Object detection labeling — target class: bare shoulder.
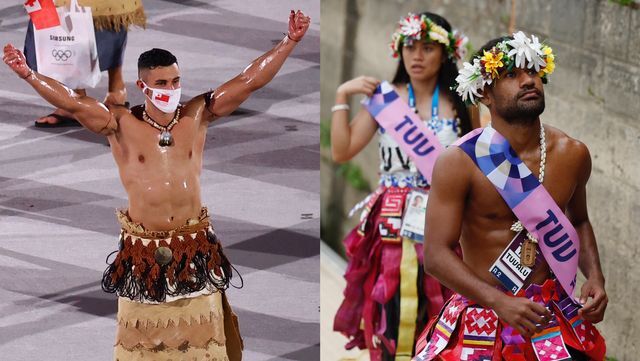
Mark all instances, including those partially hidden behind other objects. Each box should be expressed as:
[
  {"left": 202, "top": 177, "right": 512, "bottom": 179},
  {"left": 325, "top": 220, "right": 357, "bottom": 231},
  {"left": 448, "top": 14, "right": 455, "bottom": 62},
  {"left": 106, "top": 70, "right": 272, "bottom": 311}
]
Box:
[
  {"left": 433, "top": 146, "right": 475, "bottom": 182},
  {"left": 117, "top": 104, "right": 142, "bottom": 122},
  {"left": 545, "top": 125, "right": 592, "bottom": 184},
  {"left": 183, "top": 93, "right": 208, "bottom": 110},
  {"left": 110, "top": 104, "right": 132, "bottom": 121},
  {"left": 545, "top": 124, "right": 591, "bottom": 166},
  {"left": 438, "top": 145, "right": 472, "bottom": 163},
  {"left": 429, "top": 146, "right": 476, "bottom": 203},
  {"left": 95, "top": 104, "right": 131, "bottom": 136},
  {"left": 183, "top": 92, "right": 214, "bottom": 122}
]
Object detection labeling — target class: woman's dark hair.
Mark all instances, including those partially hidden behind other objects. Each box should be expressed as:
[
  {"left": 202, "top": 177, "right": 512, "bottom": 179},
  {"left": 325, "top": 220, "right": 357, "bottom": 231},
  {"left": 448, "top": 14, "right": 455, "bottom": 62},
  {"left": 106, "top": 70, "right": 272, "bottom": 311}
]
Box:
[{"left": 391, "top": 12, "right": 472, "bottom": 135}]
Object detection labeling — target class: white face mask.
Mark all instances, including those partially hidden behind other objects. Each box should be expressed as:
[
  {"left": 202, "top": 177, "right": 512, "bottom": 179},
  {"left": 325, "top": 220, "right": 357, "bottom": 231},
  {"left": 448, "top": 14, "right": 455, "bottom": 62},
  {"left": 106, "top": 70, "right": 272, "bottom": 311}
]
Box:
[{"left": 141, "top": 81, "right": 181, "bottom": 113}]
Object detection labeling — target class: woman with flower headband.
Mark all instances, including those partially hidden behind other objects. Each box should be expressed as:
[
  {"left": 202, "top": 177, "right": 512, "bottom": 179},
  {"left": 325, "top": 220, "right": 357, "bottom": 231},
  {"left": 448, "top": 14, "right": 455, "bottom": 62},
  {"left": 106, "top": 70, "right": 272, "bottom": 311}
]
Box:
[{"left": 331, "top": 12, "right": 479, "bottom": 361}]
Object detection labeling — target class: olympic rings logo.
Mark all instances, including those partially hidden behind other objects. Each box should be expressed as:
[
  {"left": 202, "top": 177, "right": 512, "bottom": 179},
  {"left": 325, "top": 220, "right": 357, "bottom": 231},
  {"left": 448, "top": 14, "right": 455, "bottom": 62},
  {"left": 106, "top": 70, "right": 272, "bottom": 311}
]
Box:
[{"left": 51, "top": 49, "right": 72, "bottom": 61}]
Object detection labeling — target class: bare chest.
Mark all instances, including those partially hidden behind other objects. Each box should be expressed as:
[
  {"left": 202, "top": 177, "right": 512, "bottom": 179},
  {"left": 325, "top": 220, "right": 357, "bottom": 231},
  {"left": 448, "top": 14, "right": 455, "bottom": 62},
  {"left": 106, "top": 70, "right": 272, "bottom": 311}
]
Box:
[{"left": 110, "top": 113, "right": 207, "bottom": 169}]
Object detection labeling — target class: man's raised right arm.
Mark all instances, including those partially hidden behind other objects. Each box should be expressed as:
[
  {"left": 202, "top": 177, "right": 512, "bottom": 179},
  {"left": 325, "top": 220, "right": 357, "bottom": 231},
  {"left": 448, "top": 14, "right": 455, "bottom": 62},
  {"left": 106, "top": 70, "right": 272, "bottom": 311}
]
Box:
[
  {"left": 424, "top": 147, "right": 551, "bottom": 337},
  {"left": 3, "top": 43, "right": 116, "bottom": 135}
]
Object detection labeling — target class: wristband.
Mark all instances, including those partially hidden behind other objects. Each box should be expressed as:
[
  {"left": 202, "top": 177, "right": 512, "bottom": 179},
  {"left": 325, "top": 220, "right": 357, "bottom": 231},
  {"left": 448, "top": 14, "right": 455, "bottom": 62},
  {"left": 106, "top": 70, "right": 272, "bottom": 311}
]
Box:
[
  {"left": 331, "top": 104, "right": 350, "bottom": 112},
  {"left": 21, "top": 69, "right": 33, "bottom": 80}
]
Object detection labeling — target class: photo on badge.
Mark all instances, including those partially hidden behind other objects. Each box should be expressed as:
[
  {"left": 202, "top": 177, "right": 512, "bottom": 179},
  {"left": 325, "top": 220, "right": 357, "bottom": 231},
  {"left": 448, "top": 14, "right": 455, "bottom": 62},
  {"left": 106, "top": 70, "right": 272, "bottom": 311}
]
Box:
[
  {"left": 400, "top": 190, "right": 428, "bottom": 242},
  {"left": 0, "top": 0, "right": 319, "bottom": 360}
]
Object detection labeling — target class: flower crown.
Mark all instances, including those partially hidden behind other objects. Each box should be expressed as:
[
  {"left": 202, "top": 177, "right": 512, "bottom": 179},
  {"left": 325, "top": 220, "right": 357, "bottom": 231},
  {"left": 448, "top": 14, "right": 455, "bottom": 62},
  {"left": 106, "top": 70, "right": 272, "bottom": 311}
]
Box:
[
  {"left": 390, "top": 13, "right": 468, "bottom": 60},
  {"left": 454, "top": 31, "right": 556, "bottom": 105}
]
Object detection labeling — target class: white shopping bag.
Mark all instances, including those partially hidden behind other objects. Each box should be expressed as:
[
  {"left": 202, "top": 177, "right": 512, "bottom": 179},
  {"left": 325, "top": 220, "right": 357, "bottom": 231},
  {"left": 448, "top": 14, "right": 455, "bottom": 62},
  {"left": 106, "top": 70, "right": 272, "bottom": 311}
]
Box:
[{"left": 33, "top": 0, "right": 101, "bottom": 89}]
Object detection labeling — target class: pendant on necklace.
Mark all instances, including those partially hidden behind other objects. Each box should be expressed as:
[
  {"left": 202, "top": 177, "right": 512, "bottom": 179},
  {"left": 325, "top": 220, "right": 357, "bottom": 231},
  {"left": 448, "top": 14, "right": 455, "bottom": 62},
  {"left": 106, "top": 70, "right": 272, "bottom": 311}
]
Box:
[
  {"left": 520, "top": 238, "right": 537, "bottom": 267},
  {"left": 159, "top": 130, "right": 174, "bottom": 147}
]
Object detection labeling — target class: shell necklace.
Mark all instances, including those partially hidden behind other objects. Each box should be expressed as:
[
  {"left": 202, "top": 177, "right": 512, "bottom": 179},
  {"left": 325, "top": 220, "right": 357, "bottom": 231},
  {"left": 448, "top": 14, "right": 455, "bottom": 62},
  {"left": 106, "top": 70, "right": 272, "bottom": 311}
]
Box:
[
  {"left": 510, "top": 122, "right": 546, "bottom": 267},
  {"left": 142, "top": 105, "right": 181, "bottom": 147}
]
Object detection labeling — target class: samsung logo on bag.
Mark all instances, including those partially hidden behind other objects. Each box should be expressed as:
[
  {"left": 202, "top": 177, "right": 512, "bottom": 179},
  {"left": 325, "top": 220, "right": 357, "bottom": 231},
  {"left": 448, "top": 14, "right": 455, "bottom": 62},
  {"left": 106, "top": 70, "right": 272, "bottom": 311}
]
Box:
[{"left": 50, "top": 35, "right": 75, "bottom": 41}]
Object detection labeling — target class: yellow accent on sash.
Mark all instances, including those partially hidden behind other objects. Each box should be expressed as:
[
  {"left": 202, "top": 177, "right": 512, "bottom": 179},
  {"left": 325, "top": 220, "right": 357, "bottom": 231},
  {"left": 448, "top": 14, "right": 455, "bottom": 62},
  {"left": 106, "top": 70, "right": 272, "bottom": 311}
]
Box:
[
  {"left": 395, "top": 237, "right": 419, "bottom": 360},
  {"left": 435, "top": 323, "right": 452, "bottom": 337},
  {"left": 462, "top": 339, "right": 494, "bottom": 346}
]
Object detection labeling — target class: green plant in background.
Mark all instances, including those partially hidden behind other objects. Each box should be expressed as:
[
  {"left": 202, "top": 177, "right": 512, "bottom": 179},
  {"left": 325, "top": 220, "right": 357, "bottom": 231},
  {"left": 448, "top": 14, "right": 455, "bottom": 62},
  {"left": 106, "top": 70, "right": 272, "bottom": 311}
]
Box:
[
  {"left": 337, "top": 162, "right": 371, "bottom": 192},
  {"left": 605, "top": 357, "right": 619, "bottom": 361},
  {"left": 320, "top": 118, "right": 371, "bottom": 192},
  {"left": 320, "top": 119, "right": 331, "bottom": 148},
  {"left": 499, "top": 13, "right": 510, "bottom": 27},
  {"left": 464, "top": 41, "right": 475, "bottom": 62},
  {"left": 610, "top": 0, "right": 640, "bottom": 8},
  {"left": 587, "top": 87, "right": 605, "bottom": 104}
]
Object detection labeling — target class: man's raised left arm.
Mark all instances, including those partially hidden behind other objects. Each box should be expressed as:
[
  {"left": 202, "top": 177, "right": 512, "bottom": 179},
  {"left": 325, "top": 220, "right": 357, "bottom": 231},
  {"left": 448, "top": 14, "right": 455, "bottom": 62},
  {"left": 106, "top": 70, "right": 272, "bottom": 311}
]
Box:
[{"left": 192, "top": 10, "right": 310, "bottom": 122}]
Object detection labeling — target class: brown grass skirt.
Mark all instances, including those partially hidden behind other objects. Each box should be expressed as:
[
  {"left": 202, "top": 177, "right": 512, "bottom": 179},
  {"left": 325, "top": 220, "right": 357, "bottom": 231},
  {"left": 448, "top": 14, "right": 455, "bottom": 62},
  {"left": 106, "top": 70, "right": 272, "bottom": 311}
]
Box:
[{"left": 114, "top": 292, "right": 228, "bottom": 361}]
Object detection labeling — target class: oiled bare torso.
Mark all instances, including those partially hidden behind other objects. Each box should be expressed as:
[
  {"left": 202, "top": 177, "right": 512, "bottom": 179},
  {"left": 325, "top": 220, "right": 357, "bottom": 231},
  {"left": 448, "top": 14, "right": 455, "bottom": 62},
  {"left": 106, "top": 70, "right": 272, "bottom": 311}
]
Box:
[{"left": 108, "top": 105, "right": 208, "bottom": 231}]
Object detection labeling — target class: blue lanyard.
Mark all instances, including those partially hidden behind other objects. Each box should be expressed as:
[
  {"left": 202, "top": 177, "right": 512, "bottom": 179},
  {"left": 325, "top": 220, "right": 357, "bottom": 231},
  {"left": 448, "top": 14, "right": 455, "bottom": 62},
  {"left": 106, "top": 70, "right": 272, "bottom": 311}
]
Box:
[{"left": 407, "top": 83, "right": 439, "bottom": 120}]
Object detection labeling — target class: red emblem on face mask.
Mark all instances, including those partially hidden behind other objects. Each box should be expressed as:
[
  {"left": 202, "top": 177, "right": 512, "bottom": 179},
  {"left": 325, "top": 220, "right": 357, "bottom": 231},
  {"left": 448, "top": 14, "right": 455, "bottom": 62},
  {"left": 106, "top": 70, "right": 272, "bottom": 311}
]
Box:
[{"left": 155, "top": 93, "right": 170, "bottom": 103}]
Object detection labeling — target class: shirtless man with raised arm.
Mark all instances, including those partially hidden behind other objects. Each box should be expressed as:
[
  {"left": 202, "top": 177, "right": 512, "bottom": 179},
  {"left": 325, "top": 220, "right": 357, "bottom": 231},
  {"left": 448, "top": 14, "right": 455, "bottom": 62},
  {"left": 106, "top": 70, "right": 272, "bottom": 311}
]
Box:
[
  {"left": 3, "top": 10, "right": 310, "bottom": 361},
  {"left": 414, "top": 34, "right": 607, "bottom": 361}
]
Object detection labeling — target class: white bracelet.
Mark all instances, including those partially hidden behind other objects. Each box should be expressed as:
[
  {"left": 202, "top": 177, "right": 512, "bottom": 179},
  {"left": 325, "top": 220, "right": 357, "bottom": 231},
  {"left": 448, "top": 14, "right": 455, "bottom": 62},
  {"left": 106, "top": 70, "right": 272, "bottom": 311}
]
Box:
[{"left": 331, "top": 104, "right": 350, "bottom": 112}]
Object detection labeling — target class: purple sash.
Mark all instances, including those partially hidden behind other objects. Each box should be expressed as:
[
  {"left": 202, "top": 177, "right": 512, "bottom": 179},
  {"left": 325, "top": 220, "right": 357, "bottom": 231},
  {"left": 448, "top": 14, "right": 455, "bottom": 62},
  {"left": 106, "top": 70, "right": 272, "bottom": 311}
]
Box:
[
  {"left": 454, "top": 125, "right": 579, "bottom": 299},
  {"left": 364, "top": 81, "right": 444, "bottom": 183}
]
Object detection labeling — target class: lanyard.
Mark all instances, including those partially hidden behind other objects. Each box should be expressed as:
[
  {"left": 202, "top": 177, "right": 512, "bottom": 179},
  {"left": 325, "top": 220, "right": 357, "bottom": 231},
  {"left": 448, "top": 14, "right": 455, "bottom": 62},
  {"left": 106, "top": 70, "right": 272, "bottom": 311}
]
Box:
[{"left": 407, "top": 82, "right": 439, "bottom": 120}]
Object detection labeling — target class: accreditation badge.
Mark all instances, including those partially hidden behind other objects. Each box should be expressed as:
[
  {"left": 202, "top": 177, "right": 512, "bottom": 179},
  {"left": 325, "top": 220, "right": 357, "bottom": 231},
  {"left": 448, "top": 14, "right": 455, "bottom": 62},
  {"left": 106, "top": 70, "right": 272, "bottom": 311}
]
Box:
[
  {"left": 399, "top": 190, "right": 428, "bottom": 243},
  {"left": 489, "top": 231, "right": 541, "bottom": 294}
]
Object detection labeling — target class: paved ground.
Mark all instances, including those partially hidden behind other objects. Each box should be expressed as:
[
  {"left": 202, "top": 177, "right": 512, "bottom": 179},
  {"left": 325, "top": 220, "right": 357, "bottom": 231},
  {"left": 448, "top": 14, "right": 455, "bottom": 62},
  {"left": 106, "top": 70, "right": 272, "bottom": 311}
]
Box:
[
  {"left": 0, "top": 1, "right": 319, "bottom": 360},
  {"left": 321, "top": 242, "right": 370, "bottom": 361}
]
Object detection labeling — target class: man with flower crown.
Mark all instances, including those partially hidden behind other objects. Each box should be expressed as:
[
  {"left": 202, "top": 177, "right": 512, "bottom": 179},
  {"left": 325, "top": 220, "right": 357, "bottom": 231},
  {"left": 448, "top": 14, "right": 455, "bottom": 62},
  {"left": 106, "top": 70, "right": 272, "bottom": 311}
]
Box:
[{"left": 413, "top": 32, "right": 607, "bottom": 361}]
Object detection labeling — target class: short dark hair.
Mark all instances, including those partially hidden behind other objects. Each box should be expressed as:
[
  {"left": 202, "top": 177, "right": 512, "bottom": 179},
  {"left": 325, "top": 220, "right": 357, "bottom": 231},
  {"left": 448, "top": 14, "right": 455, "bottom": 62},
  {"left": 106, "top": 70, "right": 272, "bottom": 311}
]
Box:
[{"left": 137, "top": 48, "right": 178, "bottom": 74}]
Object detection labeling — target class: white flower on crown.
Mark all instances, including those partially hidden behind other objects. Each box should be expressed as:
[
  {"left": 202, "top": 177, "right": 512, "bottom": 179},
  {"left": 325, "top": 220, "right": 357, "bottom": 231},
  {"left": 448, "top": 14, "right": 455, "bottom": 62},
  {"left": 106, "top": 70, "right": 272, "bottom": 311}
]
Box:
[
  {"left": 455, "top": 59, "right": 486, "bottom": 104},
  {"left": 399, "top": 14, "right": 423, "bottom": 39},
  {"left": 496, "top": 41, "right": 510, "bottom": 54},
  {"left": 452, "top": 29, "right": 469, "bottom": 60},
  {"left": 506, "top": 31, "right": 546, "bottom": 71}
]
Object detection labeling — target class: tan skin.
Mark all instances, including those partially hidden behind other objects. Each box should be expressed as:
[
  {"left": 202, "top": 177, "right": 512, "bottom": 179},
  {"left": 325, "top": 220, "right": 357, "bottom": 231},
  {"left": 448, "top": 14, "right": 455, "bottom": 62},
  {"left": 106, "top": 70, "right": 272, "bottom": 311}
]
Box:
[
  {"left": 331, "top": 41, "right": 478, "bottom": 162},
  {"left": 423, "top": 67, "right": 607, "bottom": 338},
  {"left": 37, "top": 65, "right": 127, "bottom": 125},
  {"left": 4, "top": 10, "right": 311, "bottom": 231}
]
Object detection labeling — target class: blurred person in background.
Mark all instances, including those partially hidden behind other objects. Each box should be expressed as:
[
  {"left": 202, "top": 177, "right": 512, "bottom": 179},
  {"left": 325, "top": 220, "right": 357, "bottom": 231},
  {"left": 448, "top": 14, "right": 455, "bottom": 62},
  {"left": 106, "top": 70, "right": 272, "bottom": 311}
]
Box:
[
  {"left": 24, "top": 0, "right": 146, "bottom": 127},
  {"left": 331, "top": 12, "right": 479, "bottom": 361}
]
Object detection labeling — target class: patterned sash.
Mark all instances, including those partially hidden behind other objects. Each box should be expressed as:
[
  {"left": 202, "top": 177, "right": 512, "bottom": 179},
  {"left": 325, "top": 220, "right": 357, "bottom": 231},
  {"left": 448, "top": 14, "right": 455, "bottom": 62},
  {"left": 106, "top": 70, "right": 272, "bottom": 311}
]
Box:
[
  {"left": 453, "top": 125, "right": 580, "bottom": 299},
  {"left": 364, "top": 81, "right": 445, "bottom": 183}
]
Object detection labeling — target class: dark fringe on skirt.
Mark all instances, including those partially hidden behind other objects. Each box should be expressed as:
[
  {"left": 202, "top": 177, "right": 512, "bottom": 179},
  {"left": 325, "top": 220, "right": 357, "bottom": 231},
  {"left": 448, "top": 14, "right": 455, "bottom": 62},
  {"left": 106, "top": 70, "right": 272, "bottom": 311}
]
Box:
[{"left": 102, "top": 228, "right": 233, "bottom": 303}]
